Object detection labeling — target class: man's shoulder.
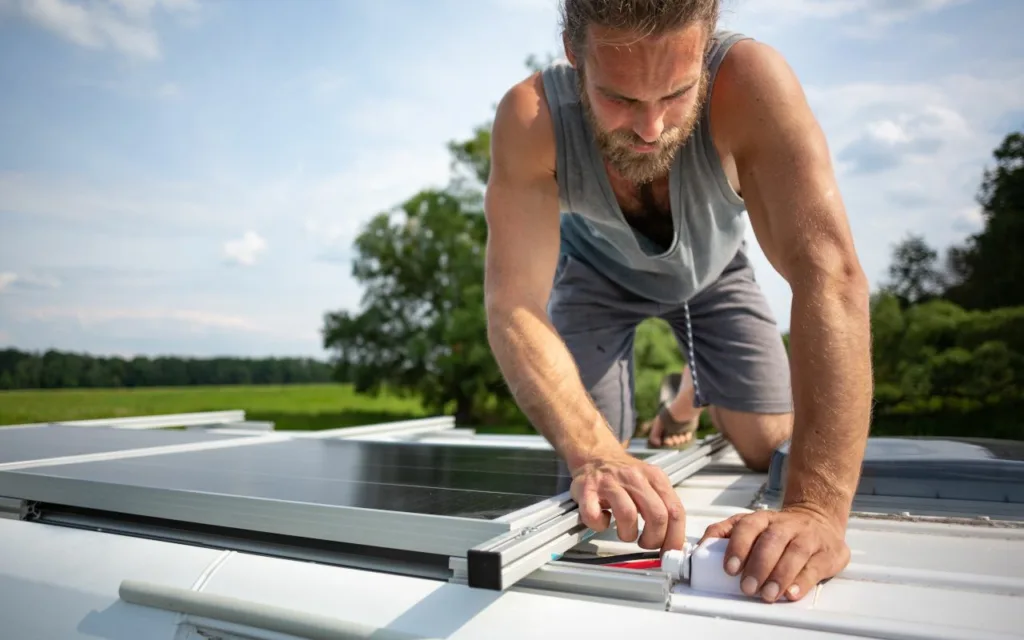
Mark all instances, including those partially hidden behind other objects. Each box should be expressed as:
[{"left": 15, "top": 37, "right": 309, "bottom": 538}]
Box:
[
  {"left": 491, "top": 72, "right": 558, "bottom": 175},
  {"left": 711, "top": 38, "right": 816, "bottom": 153},
  {"left": 716, "top": 38, "right": 802, "bottom": 97}
]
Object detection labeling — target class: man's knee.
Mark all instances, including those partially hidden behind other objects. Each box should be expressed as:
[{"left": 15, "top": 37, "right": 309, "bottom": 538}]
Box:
[{"left": 709, "top": 406, "right": 792, "bottom": 472}]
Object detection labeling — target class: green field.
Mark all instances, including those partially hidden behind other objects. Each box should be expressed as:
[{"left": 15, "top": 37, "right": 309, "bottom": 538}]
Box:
[
  {"left": 0, "top": 384, "right": 438, "bottom": 431},
  {"left": 0, "top": 383, "right": 540, "bottom": 434}
]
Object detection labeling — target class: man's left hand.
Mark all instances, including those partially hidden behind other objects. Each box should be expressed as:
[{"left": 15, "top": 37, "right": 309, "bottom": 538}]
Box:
[{"left": 699, "top": 506, "right": 851, "bottom": 603}]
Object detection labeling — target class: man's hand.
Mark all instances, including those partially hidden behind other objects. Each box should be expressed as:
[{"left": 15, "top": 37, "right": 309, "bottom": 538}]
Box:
[
  {"left": 570, "top": 447, "right": 687, "bottom": 554},
  {"left": 700, "top": 506, "right": 850, "bottom": 602}
]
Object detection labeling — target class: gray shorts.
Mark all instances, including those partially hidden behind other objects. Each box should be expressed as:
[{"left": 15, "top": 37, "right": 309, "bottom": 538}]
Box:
[{"left": 547, "top": 245, "right": 793, "bottom": 442}]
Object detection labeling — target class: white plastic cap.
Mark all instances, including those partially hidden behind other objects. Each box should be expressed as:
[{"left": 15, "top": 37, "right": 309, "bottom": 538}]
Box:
[{"left": 661, "top": 541, "right": 696, "bottom": 581}]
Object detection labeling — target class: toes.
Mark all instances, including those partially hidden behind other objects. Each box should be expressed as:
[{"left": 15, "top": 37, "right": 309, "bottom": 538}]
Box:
[{"left": 662, "top": 431, "right": 695, "bottom": 447}]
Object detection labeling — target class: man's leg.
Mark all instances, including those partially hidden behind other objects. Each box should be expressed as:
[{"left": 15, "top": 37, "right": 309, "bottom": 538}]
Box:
[
  {"left": 660, "top": 248, "right": 794, "bottom": 471},
  {"left": 547, "top": 253, "right": 654, "bottom": 445},
  {"left": 646, "top": 363, "right": 703, "bottom": 448}
]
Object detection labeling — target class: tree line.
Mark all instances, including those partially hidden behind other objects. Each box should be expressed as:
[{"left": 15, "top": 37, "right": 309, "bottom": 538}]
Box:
[
  {"left": 0, "top": 348, "right": 334, "bottom": 390},
  {"left": 866, "top": 131, "right": 1024, "bottom": 439}
]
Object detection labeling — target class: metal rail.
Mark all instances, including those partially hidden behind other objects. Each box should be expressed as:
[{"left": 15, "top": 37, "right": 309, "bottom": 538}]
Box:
[{"left": 3, "top": 410, "right": 248, "bottom": 430}]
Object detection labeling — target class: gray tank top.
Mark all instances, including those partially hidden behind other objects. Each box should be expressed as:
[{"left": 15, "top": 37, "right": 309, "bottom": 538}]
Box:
[{"left": 540, "top": 30, "right": 751, "bottom": 304}]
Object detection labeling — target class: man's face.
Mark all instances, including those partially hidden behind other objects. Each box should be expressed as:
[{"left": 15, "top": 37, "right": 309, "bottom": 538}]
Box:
[{"left": 573, "top": 23, "right": 709, "bottom": 184}]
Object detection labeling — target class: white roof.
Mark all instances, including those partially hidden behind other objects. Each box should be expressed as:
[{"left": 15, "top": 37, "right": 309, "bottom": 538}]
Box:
[{"left": 0, "top": 411, "right": 1022, "bottom": 639}]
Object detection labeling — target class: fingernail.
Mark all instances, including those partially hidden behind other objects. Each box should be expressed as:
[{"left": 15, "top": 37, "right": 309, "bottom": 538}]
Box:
[
  {"left": 787, "top": 584, "right": 801, "bottom": 599},
  {"left": 741, "top": 576, "right": 758, "bottom": 596},
  {"left": 725, "top": 556, "right": 741, "bottom": 575},
  {"left": 761, "top": 581, "right": 780, "bottom": 602}
]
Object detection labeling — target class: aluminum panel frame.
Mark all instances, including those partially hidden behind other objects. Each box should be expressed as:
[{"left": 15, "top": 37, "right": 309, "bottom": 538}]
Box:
[{"left": 1, "top": 472, "right": 512, "bottom": 557}]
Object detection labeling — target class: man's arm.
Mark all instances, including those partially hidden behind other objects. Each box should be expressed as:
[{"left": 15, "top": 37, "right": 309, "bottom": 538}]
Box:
[
  {"left": 703, "top": 41, "right": 872, "bottom": 602},
  {"left": 484, "top": 74, "right": 686, "bottom": 552}
]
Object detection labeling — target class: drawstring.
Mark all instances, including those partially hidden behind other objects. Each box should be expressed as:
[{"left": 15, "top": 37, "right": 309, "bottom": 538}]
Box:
[{"left": 682, "top": 301, "right": 704, "bottom": 407}]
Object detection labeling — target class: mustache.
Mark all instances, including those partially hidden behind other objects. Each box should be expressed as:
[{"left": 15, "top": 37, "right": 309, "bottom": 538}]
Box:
[{"left": 602, "top": 127, "right": 681, "bottom": 148}]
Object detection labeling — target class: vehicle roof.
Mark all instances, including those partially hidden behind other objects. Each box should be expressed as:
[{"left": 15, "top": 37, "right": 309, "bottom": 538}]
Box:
[{"left": 0, "top": 411, "right": 1021, "bottom": 639}]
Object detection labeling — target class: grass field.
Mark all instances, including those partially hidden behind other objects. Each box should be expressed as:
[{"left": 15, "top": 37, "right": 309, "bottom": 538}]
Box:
[
  {"left": 0, "top": 383, "right": 442, "bottom": 431},
  {"left": 0, "top": 383, "right": 540, "bottom": 434}
]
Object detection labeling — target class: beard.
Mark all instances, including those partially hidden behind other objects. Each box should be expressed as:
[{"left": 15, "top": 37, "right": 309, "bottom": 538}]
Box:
[{"left": 578, "top": 67, "right": 708, "bottom": 185}]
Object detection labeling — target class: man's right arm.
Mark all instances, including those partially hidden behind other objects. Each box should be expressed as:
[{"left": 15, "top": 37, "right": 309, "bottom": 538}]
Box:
[
  {"left": 483, "top": 75, "right": 686, "bottom": 552},
  {"left": 484, "top": 74, "right": 617, "bottom": 474}
]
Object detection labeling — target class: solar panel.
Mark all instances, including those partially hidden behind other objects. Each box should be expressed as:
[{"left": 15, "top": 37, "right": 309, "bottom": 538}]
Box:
[
  {"left": 0, "top": 413, "right": 721, "bottom": 591},
  {"left": 0, "top": 424, "right": 252, "bottom": 465},
  {"left": 0, "top": 435, "right": 602, "bottom": 556}
]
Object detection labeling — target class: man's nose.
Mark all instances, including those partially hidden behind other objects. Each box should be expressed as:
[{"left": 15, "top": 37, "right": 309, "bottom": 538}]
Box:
[{"left": 633, "top": 104, "right": 665, "bottom": 143}]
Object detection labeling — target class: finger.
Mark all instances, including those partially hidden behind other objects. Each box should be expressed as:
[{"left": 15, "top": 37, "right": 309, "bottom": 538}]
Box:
[
  {"left": 761, "top": 536, "right": 817, "bottom": 603},
  {"left": 741, "top": 521, "right": 796, "bottom": 598},
  {"left": 603, "top": 483, "right": 639, "bottom": 542},
  {"left": 723, "top": 511, "right": 771, "bottom": 578},
  {"left": 647, "top": 468, "right": 687, "bottom": 553},
  {"left": 785, "top": 550, "right": 834, "bottom": 602},
  {"left": 699, "top": 512, "right": 744, "bottom": 544},
  {"left": 574, "top": 481, "right": 611, "bottom": 532},
  {"left": 629, "top": 473, "right": 670, "bottom": 550}
]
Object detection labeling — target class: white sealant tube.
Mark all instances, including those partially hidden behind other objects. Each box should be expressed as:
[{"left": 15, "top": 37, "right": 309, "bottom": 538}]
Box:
[{"left": 662, "top": 537, "right": 745, "bottom": 597}]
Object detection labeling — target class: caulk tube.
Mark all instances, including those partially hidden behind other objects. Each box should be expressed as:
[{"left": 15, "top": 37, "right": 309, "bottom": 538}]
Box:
[{"left": 662, "top": 537, "right": 745, "bottom": 597}]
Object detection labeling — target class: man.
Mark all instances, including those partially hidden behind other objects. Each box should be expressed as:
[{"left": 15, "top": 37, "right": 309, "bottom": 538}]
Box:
[{"left": 483, "top": 0, "right": 873, "bottom": 604}]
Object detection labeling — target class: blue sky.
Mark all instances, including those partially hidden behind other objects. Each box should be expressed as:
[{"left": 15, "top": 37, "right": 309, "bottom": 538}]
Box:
[{"left": 0, "top": 0, "right": 1022, "bottom": 359}]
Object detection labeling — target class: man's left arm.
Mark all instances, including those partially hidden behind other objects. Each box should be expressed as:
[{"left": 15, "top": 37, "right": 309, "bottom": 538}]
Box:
[{"left": 703, "top": 40, "right": 873, "bottom": 603}]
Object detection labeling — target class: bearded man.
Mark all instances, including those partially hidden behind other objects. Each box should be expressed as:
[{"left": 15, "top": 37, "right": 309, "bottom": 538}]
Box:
[{"left": 483, "top": 0, "right": 873, "bottom": 603}]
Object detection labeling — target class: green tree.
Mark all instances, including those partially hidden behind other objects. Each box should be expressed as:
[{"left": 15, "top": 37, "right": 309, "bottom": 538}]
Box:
[
  {"left": 945, "top": 130, "right": 1024, "bottom": 310},
  {"left": 882, "top": 233, "right": 944, "bottom": 306},
  {"left": 320, "top": 173, "right": 513, "bottom": 424}
]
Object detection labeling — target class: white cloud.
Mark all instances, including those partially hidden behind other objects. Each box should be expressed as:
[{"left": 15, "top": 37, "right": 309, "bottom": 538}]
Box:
[
  {"left": 11, "top": 0, "right": 198, "bottom": 60},
  {"left": 729, "top": 0, "right": 972, "bottom": 37},
  {"left": 223, "top": 231, "right": 266, "bottom": 267},
  {"left": 18, "top": 305, "right": 255, "bottom": 330},
  {"left": 734, "top": 0, "right": 969, "bottom": 23},
  {"left": 156, "top": 82, "right": 180, "bottom": 99},
  {"left": 0, "top": 271, "right": 61, "bottom": 293},
  {"left": 0, "top": 329, "right": 10, "bottom": 345},
  {"left": 810, "top": 74, "right": 1023, "bottom": 199},
  {"left": 303, "top": 68, "right": 348, "bottom": 101},
  {"left": 0, "top": 143, "right": 451, "bottom": 252},
  {"left": 299, "top": 146, "right": 452, "bottom": 260},
  {"left": 836, "top": 105, "right": 970, "bottom": 175},
  {"left": 739, "top": 69, "right": 1023, "bottom": 330},
  {"left": 952, "top": 205, "right": 984, "bottom": 232},
  {"left": 0, "top": 171, "right": 263, "bottom": 233},
  {"left": 0, "top": 272, "right": 17, "bottom": 292}
]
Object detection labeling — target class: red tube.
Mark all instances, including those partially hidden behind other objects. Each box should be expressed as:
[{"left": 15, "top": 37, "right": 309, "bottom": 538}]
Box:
[{"left": 603, "top": 559, "right": 663, "bottom": 570}]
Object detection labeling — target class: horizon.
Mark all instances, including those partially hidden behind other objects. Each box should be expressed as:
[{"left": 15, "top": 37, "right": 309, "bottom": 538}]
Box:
[{"left": 1, "top": 0, "right": 1022, "bottom": 359}]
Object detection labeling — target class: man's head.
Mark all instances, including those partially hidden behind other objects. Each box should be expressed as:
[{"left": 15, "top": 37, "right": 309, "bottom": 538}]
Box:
[{"left": 560, "top": 0, "right": 719, "bottom": 184}]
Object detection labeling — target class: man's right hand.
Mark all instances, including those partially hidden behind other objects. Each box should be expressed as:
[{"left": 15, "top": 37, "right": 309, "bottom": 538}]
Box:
[{"left": 569, "top": 446, "right": 687, "bottom": 554}]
